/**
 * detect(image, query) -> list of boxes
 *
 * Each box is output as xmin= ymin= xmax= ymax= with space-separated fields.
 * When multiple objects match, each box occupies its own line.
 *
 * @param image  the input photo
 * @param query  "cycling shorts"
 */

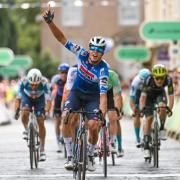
xmin=107 ymin=88 xmax=115 ymax=109
xmin=21 ymin=94 xmax=45 ymax=116
xmin=53 ymin=94 xmax=62 ymax=117
xmin=63 ymin=90 xmax=100 ymax=120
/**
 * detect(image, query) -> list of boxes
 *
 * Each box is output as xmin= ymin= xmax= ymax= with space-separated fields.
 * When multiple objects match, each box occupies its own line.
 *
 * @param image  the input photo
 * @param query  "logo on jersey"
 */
xmin=100 ymin=77 xmax=108 ymax=87
xmin=69 ymin=43 xmax=81 ymax=54
xmin=79 ymin=65 xmax=95 ymax=81
xmin=100 ymin=68 xmax=105 ymax=76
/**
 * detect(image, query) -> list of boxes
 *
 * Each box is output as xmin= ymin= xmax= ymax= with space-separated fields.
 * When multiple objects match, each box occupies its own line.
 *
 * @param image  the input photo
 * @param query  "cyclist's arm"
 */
xmin=43 ymin=79 xmax=52 ymax=112
xmin=167 ymin=76 xmax=174 ymax=111
xmin=111 ymin=71 xmax=123 ymax=111
xmin=99 ymin=66 xmax=109 ymax=116
xmin=48 ymin=19 xmax=67 ymax=45
xmin=114 ymin=93 xmax=123 ymax=111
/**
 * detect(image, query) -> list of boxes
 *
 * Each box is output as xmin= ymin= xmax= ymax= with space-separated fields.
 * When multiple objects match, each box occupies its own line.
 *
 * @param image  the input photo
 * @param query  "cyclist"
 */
xmin=107 ymin=69 xmax=124 ymax=157
xmin=51 ymin=63 xmax=69 ymax=152
xmin=140 ymin=64 xmax=174 ymax=158
xmin=43 ymin=6 xmax=109 ymax=171
xmin=14 ymin=68 xmax=51 ymax=161
xmin=129 ymin=68 xmax=151 ymax=148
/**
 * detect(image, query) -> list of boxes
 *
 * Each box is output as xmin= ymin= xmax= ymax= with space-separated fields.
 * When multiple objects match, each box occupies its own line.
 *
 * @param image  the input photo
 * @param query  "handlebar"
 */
xmin=64 ymin=109 xmax=106 ymax=126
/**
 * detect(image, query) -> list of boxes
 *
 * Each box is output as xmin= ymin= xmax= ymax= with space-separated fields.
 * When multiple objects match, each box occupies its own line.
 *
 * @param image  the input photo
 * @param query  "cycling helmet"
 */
xmin=27 ymin=68 xmax=42 ymax=84
xmin=152 ymin=64 xmax=167 ymax=77
xmin=89 ymin=36 xmax=106 ymax=49
xmin=58 ymin=63 xmax=70 ymax=72
xmin=138 ymin=68 xmax=151 ymax=79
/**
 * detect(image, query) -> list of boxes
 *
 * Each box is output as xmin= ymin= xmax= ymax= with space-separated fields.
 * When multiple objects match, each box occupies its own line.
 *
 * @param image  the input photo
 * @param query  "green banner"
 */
xmin=0 ymin=67 xmax=18 ymax=77
xmin=0 ymin=48 xmax=14 ymax=66
xmin=114 ymin=46 xmax=151 ymax=62
xmin=141 ymin=21 xmax=180 ymax=40
xmin=10 ymin=55 xmax=32 ymax=70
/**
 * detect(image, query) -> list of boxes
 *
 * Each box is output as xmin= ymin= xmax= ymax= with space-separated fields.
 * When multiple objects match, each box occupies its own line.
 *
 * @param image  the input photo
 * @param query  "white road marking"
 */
xmin=0 ymin=174 xmax=180 ymax=178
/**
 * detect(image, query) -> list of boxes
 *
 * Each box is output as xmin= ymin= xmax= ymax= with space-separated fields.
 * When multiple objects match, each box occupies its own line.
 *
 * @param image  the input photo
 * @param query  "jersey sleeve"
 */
xmin=64 ymin=40 xmax=88 ymax=60
xmin=112 ymin=72 xmax=121 ymax=95
xmin=99 ymin=64 xmax=109 ymax=94
xmin=42 ymin=78 xmax=52 ymax=100
xmin=66 ymin=67 xmax=77 ymax=91
xmin=130 ymin=79 xmax=137 ymax=101
xmin=17 ymin=78 xmax=27 ymax=99
xmin=167 ymin=76 xmax=174 ymax=95
xmin=141 ymin=76 xmax=150 ymax=96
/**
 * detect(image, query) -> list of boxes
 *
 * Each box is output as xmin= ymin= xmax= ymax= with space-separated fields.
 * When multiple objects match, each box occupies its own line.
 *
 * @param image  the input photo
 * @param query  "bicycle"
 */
xmin=107 ymin=107 xmax=123 ymax=166
xmin=27 ymin=107 xmax=40 ymax=169
xmin=65 ymin=109 xmax=105 ymax=180
xmin=141 ymin=105 xmax=171 ymax=168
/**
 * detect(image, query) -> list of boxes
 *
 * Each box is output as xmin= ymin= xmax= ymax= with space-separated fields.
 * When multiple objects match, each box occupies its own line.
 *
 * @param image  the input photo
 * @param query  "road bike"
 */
xmin=142 ymin=105 xmax=171 ymax=168
xmin=65 ymin=109 xmax=105 ymax=180
xmin=27 ymin=107 xmax=40 ymax=169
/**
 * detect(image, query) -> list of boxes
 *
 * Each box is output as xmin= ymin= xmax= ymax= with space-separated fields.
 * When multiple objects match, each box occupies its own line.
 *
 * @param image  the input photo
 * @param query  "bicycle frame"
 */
xmin=27 ymin=108 xmax=40 ymax=169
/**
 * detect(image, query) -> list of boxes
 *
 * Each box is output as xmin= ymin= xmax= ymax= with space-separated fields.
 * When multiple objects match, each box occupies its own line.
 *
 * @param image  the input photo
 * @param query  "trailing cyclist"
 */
xmin=139 ymin=64 xmax=174 ymax=158
xmin=14 ymin=68 xmax=52 ymax=161
xmin=107 ymin=69 xmax=124 ymax=157
xmin=129 ymin=68 xmax=151 ymax=148
xmin=51 ymin=63 xmax=69 ymax=152
xmin=43 ymin=6 xmax=109 ymax=171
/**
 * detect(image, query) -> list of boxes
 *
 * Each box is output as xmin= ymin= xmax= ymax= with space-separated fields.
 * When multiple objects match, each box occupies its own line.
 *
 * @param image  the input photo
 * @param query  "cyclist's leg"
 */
xmin=21 ymin=94 xmax=31 ymax=131
xmin=143 ymin=99 xmax=154 ymax=157
xmin=116 ymin=120 xmax=124 ymax=156
xmin=156 ymin=93 xmax=167 ymax=140
xmin=85 ymin=94 xmax=100 ymax=171
xmin=62 ymin=90 xmax=81 ymax=168
xmin=107 ymin=88 xmax=118 ymax=152
xmin=53 ymin=95 xmax=63 ymax=150
xmin=34 ymin=95 xmax=46 ymax=152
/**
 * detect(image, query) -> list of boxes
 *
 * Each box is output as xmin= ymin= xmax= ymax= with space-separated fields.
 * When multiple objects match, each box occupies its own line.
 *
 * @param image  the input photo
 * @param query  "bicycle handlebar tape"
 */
xmin=44 ymin=10 xmax=54 ymax=24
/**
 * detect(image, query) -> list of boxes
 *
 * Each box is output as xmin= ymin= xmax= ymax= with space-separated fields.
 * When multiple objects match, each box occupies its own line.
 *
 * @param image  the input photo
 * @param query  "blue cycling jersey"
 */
xmin=130 ymin=75 xmax=144 ymax=102
xmin=65 ymin=40 xmax=109 ymax=94
xmin=17 ymin=77 xmax=51 ymax=100
xmin=51 ymin=74 xmax=66 ymax=96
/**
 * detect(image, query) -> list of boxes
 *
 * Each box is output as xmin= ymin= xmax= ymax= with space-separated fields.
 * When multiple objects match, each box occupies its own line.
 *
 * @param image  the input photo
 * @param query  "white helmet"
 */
xmin=89 ymin=36 xmax=106 ymax=48
xmin=27 ymin=68 xmax=42 ymax=84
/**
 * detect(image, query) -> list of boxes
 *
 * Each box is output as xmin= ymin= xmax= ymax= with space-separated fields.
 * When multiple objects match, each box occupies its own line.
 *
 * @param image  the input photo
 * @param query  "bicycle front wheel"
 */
xmin=153 ymin=122 xmax=159 ymax=168
xmin=29 ymin=124 xmax=34 ymax=169
xmin=102 ymin=126 xmax=107 ymax=177
xmin=82 ymin=132 xmax=87 ymax=180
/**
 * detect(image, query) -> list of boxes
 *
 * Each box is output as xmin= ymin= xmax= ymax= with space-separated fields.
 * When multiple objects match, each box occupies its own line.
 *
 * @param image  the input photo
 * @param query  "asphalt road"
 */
xmin=0 ymin=118 xmax=180 ymax=180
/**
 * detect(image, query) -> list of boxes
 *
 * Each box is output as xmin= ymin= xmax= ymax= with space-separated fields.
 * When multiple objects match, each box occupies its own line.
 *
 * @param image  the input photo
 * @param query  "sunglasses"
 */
xmin=31 ymin=83 xmax=39 ymax=87
xmin=90 ymin=46 xmax=104 ymax=53
xmin=60 ymin=71 xmax=68 ymax=74
xmin=154 ymin=77 xmax=165 ymax=81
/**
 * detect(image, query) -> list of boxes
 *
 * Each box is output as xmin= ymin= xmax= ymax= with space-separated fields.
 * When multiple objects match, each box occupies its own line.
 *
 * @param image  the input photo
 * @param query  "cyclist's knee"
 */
xmin=108 ymin=111 xmax=118 ymax=121
xmin=88 ymin=120 xmax=99 ymax=133
xmin=37 ymin=116 xmax=45 ymax=126
xmin=22 ymin=107 xmax=30 ymax=119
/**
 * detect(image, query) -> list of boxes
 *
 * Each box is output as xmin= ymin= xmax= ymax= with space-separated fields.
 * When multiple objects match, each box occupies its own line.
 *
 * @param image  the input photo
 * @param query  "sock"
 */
xmin=87 ymin=142 xmax=95 ymax=156
xmin=116 ymin=135 xmax=122 ymax=150
xmin=110 ymin=135 xmax=116 ymax=144
xmin=135 ymin=128 xmax=140 ymax=142
xmin=64 ymin=137 xmax=73 ymax=157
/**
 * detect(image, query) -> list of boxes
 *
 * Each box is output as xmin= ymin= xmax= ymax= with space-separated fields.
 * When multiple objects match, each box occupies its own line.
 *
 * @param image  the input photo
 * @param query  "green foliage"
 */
xmin=0 ymin=1 xmax=60 ymax=79
xmin=33 ymin=51 xmax=59 ymax=79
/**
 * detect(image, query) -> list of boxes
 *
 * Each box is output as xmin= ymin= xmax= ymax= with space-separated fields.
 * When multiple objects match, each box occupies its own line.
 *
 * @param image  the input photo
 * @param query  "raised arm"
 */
xmin=43 ymin=5 xmax=67 ymax=45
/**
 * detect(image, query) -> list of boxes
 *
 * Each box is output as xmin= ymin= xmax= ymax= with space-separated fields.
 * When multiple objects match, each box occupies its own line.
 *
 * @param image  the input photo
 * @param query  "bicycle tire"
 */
xmin=34 ymin=132 xmax=39 ymax=168
xmin=29 ymin=124 xmax=34 ymax=169
xmin=102 ymin=126 xmax=107 ymax=177
xmin=77 ymin=138 xmax=83 ymax=180
xmin=82 ymin=132 xmax=87 ymax=180
xmin=153 ymin=121 xmax=159 ymax=168
xmin=111 ymin=152 xmax=115 ymax=166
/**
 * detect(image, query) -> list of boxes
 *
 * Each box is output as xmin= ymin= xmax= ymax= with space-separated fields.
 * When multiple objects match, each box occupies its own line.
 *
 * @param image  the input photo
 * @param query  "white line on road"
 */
xmin=1 ymin=174 xmax=180 ymax=178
